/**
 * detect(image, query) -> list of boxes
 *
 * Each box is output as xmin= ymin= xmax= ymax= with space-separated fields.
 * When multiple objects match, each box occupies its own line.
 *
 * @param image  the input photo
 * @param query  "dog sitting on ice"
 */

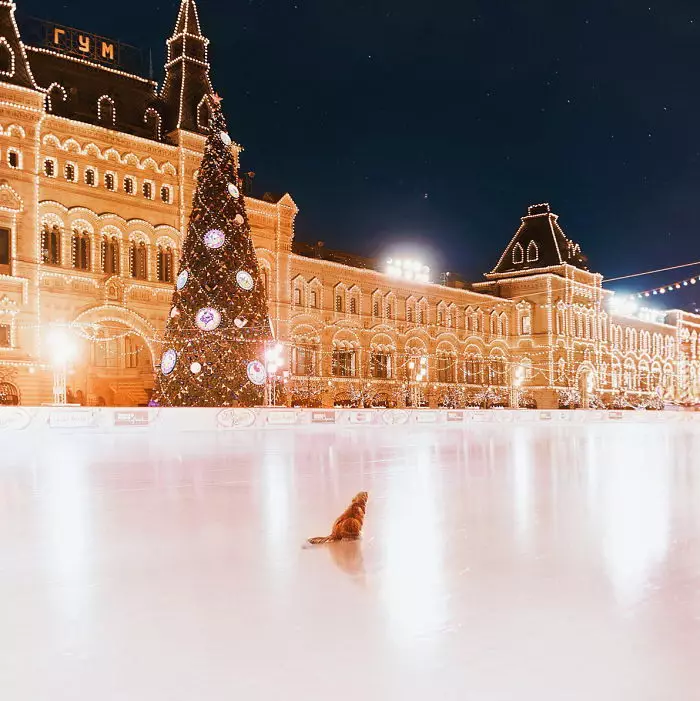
xmin=307 ymin=492 xmax=369 ymax=544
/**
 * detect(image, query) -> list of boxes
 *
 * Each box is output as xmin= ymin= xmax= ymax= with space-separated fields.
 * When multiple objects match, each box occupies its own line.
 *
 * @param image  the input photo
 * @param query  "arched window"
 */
xmin=197 ymin=97 xmax=213 ymax=131
xmin=7 ymin=148 xmax=20 ymax=169
xmin=512 ymin=242 xmax=524 ymax=264
xmin=105 ymin=172 xmax=115 ymax=191
xmin=350 ymin=298 xmax=357 ymax=315
xmin=64 ymin=163 xmax=76 ymax=182
xmin=489 ymin=354 xmax=507 ymax=386
xmin=0 ymin=381 xmax=19 ymax=406
xmin=293 ymin=287 xmax=302 ymax=306
xmin=526 ymin=240 xmax=539 ymax=262
xmin=335 ymin=294 xmax=343 ymax=313
xmin=124 ymin=177 xmax=135 ymax=195
xmin=46 ymin=83 xmax=68 ymax=115
xmin=41 ymin=224 xmax=61 ymax=265
xmin=157 ymin=244 xmax=174 ymax=283
xmin=71 ymin=229 xmax=91 ymax=270
xmin=386 ymin=303 xmax=392 ymax=319
xmin=142 ymin=181 xmax=153 ymax=199
xmin=129 ymin=241 xmax=148 ymax=280
xmin=373 ymin=300 xmax=379 ymax=317
xmin=44 ymin=159 xmax=56 ymax=177
xmin=98 ymin=96 xmax=116 ymax=126
xmin=0 ymin=38 xmax=14 ymax=77
xmin=465 ymin=354 xmax=483 ymax=384
xmin=101 ymin=235 xmax=120 ymax=275
xmin=557 ymin=357 xmax=567 ymax=382
xmin=406 ymin=305 xmax=413 ymax=323
xmin=85 ymin=168 xmax=96 ymax=187
xmin=144 ymin=108 xmax=162 ymax=140
xmin=160 ymin=186 xmax=171 ymax=204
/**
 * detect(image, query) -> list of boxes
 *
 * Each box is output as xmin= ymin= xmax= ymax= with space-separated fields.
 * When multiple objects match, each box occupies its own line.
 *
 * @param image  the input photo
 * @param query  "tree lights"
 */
xmin=152 ymin=96 xmax=271 ymax=407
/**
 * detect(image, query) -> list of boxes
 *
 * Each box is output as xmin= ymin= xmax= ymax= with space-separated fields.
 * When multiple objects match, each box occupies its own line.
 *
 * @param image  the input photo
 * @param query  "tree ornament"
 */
xmin=236 ymin=270 xmax=254 ymax=291
xmin=247 ymin=360 xmax=267 ymax=386
xmin=190 ymin=362 xmax=202 ymax=374
xmin=170 ymin=306 xmax=180 ymax=318
xmin=160 ymin=349 xmax=177 ymax=376
xmin=203 ymin=229 xmax=226 ymax=249
xmin=176 ymin=269 xmax=189 ymax=290
xmin=228 ymin=183 xmax=240 ymax=199
xmin=195 ymin=307 xmax=222 ymax=331
xmin=234 ymin=214 xmax=244 ymax=225
xmin=220 ymin=131 xmax=232 ymax=146
xmin=234 ymin=317 xmax=248 ymax=328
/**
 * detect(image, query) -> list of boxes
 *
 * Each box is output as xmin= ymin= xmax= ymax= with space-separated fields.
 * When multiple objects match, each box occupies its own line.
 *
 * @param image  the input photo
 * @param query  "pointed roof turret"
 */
xmin=487 ymin=203 xmax=588 ymax=278
xmin=160 ymin=0 xmax=214 ymax=134
xmin=173 ymin=0 xmax=204 ymax=37
xmin=0 ymin=0 xmax=39 ymax=90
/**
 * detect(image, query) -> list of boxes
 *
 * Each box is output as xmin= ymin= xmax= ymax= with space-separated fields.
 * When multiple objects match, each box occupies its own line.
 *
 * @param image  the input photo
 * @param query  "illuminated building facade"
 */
xmin=1 ymin=0 xmax=699 ymax=409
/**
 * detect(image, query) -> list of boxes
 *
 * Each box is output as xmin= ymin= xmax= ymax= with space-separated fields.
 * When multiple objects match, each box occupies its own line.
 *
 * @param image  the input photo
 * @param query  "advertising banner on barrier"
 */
xmin=312 ymin=411 xmax=336 ymax=424
xmin=217 ymin=408 xmax=256 ymax=429
xmin=0 ymin=408 xmax=31 ymax=431
xmin=349 ymin=412 xmax=373 ymax=424
xmin=267 ymin=411 xmax=297 ymax=425
xmin=416 ymin=411 xmax=438 ymax=423
xmin=114 ymin=410 xmax=152 ymax=427
xmin=447 ymin=411 xmax=464 ymax=422
xmin=49 ymin=410 xmax=97 ymax=429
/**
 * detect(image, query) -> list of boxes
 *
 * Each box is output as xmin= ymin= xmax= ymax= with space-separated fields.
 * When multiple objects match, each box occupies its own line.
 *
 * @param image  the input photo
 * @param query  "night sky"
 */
xmin=22 ymin=0 xmax=700 ymax=306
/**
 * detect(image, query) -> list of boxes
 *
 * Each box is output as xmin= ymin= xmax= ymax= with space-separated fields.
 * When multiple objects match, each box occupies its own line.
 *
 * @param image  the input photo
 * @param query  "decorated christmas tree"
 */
xmin=153 ymin=95 xmax=271 ymax=407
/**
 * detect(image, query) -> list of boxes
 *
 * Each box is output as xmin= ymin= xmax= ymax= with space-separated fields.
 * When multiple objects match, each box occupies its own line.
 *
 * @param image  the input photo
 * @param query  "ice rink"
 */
xmin=2 ymin=416 xmax=700 ymax=700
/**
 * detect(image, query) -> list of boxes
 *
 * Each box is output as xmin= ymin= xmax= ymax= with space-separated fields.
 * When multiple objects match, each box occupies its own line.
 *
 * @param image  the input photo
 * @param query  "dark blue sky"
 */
xmin=25 ymin=0 xmax=700 ymax=303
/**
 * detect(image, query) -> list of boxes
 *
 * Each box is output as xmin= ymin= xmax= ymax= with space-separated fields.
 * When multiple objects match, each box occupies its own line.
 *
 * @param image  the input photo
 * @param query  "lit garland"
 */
xmin=626 ymin=274 xmax=700 ymax=299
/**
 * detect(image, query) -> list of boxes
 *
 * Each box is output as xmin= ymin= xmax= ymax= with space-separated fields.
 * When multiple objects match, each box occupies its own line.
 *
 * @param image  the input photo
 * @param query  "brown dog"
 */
xmin=307 ymin=492 xmax=369 ymax=544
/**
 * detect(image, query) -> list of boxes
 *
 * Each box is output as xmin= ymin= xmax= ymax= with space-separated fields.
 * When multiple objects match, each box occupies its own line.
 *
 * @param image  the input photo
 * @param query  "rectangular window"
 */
xmin=335 ymin=295 xmax=343 ymax=313
xmin=293 ymin=346 xmax=316 ymax=376
xmin=0 ymin=228 xmax=9 ymax=269
xmin=437 ymin=356 xmax=454 ymax=383
xmin=294 ymin=288 xmax=302 ymax=305
xmin=310 ymin=290 xmax=317 ymax=308
xmin=0 ymin=324 xmax=10 ymax=347
xmin=332 ymin=350 xmax=356 ymax=377
xmin=370 ymin=353 xmax=392 ymax=379
xmin=521 ymin=316 xmax=531 ymax=335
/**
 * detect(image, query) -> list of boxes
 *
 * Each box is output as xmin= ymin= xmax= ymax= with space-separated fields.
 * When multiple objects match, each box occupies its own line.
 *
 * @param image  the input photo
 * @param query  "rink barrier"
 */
xmin=0 ymin=406 xmax=698 ymax=433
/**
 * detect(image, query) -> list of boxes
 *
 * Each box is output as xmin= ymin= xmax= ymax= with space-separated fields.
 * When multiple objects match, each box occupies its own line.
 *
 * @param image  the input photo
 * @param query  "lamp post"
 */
xmin=512 ymin=363 xmax=525 ymax=409
xmin=407 ymin=356 xmax=428 ymax=407
xmin=265 ymin=342 xmax=284 ymax=406
xmin=48 ymin=326 xmax=77 ymax=406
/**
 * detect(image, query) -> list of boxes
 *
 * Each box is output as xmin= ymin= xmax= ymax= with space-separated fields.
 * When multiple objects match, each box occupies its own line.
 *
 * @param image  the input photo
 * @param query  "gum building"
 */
xmin=0 ymin=0 xmax=699 ymax=409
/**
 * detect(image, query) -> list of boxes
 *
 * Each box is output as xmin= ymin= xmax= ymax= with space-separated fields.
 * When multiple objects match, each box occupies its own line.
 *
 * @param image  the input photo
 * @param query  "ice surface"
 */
xmin=1 ymin=419 xmax=700 ymax=700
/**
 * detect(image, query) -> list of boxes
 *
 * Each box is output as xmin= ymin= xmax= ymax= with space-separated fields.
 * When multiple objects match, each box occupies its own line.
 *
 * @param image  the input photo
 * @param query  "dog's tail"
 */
xmin=307 ymin=535 xmax=335 ymax=545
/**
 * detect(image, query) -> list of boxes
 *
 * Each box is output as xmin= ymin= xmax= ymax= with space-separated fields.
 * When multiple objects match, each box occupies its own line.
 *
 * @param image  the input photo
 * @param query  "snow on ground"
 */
xmin=1 ymin=417 xmax=700 ymax=700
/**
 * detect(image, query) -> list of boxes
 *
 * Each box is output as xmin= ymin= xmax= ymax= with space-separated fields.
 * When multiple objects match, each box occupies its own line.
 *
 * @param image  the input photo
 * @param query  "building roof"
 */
xmin=0 ymin=0 xmax=216 ymax=142
xmin=25 ymin=46 xmax=160 ymax=138
xmin=488 ymin=203 xmax=588 ymax=278
xmin=293 ymin=240 xmax=378 ymax=271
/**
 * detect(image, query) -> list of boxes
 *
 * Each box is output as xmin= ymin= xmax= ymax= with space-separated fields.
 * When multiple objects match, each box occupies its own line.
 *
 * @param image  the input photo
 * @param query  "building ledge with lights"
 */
xmin=1 ymin=0 xmax=699 ymax=410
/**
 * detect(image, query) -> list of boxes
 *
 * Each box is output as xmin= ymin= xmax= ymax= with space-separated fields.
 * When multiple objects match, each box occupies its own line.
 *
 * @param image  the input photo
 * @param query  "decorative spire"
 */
xmin=160 ymin=0 xmax=214 ymax=133
xmin=173 ymin=0 xmax=204 ymax=37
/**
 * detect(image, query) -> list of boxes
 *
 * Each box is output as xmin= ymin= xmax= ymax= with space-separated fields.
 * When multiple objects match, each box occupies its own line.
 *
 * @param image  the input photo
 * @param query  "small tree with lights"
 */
xmin=153 ymin=95 xmax=272 ymax=407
